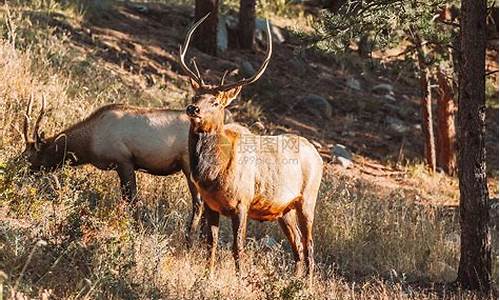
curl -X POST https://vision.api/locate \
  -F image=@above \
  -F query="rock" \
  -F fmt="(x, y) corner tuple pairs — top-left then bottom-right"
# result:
(346, 77), (361, 91)
(372, 83), (394, 95)
(335, 156), (353, 168)
(239, 61), (256, 78)
(332, 144), (353, 168)
(255, 19), (285, 44)
(383, 94), (396, 102)
(131, 4), (148, 13)
(271, 25), (286, 44)
(332, 144), (353, 159)
(385, 116), (410, 134)
(303, 94), (332, 119)
(217, 15), (229, 52)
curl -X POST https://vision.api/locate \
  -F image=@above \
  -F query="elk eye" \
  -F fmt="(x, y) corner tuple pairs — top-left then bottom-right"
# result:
(212, 102), (219, 107)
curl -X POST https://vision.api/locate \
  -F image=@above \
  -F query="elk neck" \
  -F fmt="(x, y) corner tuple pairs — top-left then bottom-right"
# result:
(47, 125), (92, 168)
(188, 123), (235, 188)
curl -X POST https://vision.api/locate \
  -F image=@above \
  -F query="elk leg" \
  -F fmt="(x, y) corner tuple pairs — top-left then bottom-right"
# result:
(297, 208), (315, 287)
(117, 163), (137, 203)
(231, 204), (248, 275)
(278, 209), (304, 276)
(186, 178), (205, 247)
(205, 204), (219, 275)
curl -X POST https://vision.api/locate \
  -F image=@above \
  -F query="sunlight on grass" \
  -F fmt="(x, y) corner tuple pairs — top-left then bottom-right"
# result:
(0, 1), (497, 299)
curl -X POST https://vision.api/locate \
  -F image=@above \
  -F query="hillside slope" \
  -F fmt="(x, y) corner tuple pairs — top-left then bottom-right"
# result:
(0, 2), (498, 299)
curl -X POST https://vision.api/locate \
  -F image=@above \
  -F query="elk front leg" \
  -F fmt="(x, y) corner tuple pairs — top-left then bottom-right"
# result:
(205, 204), (219, 275)
(231, 204), (248, 275)
(117, 163), (137, 203)
(186, 177), (205, 247)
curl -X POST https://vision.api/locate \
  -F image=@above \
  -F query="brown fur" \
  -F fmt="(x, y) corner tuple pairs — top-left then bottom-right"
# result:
(186, 88), (323, 285)
(23, 103), (204, 245)
(180, 15), (322, 284)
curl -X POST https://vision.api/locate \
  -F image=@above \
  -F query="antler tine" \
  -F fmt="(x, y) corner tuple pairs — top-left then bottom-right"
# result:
(179, 13), (210, 87)
(217, 19), (273, 91)
(191, 58), (205, 85)
(23, 94), (33, 144)
(220, 70), (229, 85)
(33, 94), (46, 141)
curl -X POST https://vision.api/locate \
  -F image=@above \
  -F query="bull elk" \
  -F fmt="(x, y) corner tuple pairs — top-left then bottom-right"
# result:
(180, 14), (323, 284)
(21, 95), (204, 243)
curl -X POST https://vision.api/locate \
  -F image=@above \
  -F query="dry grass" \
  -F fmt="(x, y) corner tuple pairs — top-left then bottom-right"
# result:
(0, 2), (498, 299)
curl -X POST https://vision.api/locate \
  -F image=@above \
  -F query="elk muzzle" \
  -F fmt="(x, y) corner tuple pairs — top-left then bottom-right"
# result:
(186, 104), (201, 118)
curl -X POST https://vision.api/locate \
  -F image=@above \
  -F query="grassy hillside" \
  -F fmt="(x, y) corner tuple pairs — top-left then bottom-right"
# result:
(0, 1), (498, 299)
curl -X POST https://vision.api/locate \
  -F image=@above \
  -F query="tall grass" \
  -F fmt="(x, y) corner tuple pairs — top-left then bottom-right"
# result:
(0, 2), (497, 299)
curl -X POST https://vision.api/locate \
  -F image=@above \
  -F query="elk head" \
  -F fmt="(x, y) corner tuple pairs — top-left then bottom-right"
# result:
(180, 14), (272, 133)
(21, 95), (58, 171)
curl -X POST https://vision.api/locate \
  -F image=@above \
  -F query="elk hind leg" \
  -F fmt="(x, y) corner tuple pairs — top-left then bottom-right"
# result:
(278, 209), (304, 276)
(297, 205), (315, 286)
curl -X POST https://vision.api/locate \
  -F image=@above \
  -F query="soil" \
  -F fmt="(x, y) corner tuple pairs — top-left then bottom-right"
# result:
(43, 2), (500, 205)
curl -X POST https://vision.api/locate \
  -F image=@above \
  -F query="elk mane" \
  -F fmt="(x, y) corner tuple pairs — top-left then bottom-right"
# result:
(191, 132), (230, 183)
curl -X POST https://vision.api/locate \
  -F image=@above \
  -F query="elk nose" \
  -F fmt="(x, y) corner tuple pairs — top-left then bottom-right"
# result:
(186, 104), (200, 117)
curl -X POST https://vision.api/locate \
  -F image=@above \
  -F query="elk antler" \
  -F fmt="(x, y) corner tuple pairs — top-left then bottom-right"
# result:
(23, 94), (34, 144)
(215, 20), (273, 92)
(180, 14), (272, 91)
(33, 95), (46, 142)
(179, 13), (211, 87)
(23, 94), (46, 146)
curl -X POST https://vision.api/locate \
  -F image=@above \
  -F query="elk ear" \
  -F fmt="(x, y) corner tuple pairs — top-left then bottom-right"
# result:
(220, 86), (242, 107)
(38, 131), (46, 142)
(190, 78), (201, 90)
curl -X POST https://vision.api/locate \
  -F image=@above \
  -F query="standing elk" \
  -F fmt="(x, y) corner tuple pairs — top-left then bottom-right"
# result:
(21, 96), (204, 244)
(180, 15), (323, 284)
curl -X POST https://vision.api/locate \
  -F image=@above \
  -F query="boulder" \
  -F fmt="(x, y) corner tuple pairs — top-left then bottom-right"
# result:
(385, 116), (410, 134)
(239, 60), (256, 78)
(346, 77), (361, 91)
(256, 19), (285, 44)
(332, 144), (353, 168)
(303, 94), (332, 119)
(372, 83), (394, 95)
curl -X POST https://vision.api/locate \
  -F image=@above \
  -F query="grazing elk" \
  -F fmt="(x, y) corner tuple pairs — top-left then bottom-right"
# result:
(22, 95), (204, 243)
(180, 15), (323, 284)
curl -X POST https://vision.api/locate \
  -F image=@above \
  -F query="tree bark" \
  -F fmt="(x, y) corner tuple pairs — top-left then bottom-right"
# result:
(195, 0), (219, 55)
(457, 0), (491, 292)
(413, 32), (436, 173)
(239, 0), (256, 49)
(436, 68), (457, 175)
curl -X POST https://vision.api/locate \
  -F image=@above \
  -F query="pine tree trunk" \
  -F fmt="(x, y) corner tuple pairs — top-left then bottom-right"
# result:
(457, 0), (491, 292)
(239, 0), (256, 49)
(413, 32), (436, 173)
(194, 0), (219, 55)
(436, 68), (457, 175)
